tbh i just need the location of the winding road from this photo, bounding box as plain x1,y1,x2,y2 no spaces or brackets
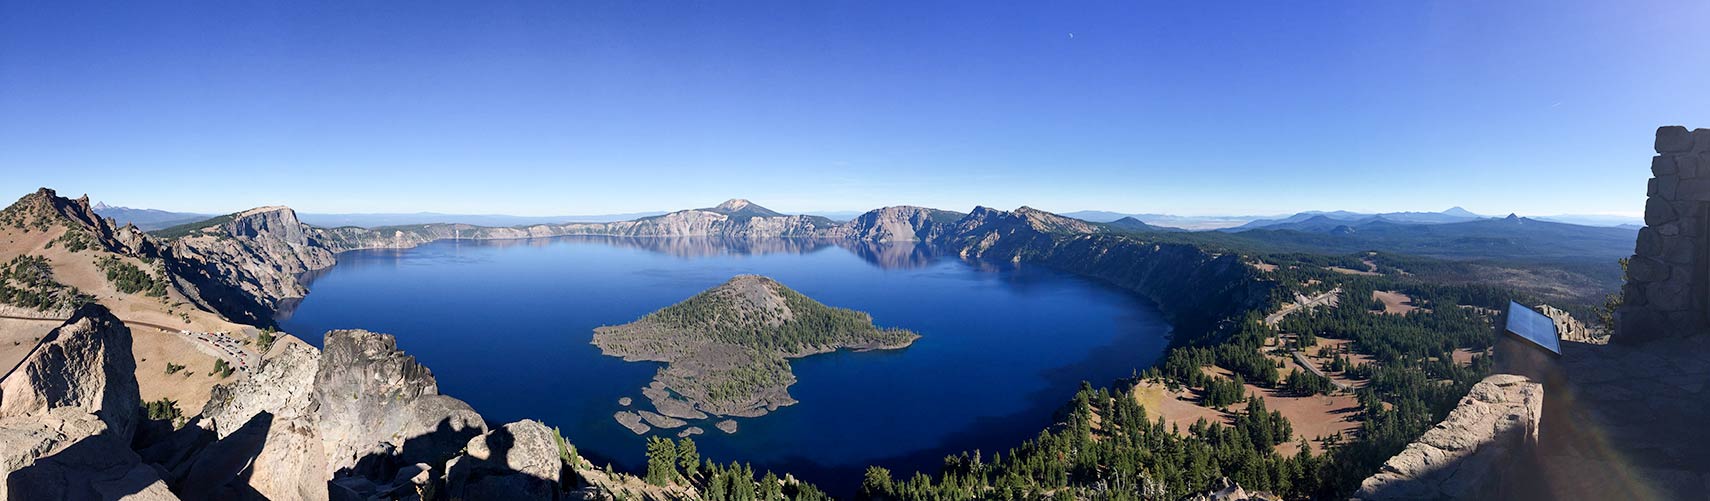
1264,287,1342,327
1291,351,1355,392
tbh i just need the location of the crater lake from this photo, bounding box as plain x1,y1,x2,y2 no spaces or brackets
276,235,1173,494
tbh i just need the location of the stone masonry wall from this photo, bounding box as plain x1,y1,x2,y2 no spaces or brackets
1617,125,1710,342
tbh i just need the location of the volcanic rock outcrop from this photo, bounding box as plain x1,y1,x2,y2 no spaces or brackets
1354,374,1543,500
167,206,336,315
442,420,564,500
314,329,488,480
823,206,965,242
0,304,173,501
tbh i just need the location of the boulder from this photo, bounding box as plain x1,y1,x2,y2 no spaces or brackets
1354,374,1543,500
0,304,139,442
5,428,177,501
314,330,486,481
188,337,327,501
1188,477,1278,501
0,305,168,500
443,420,564,500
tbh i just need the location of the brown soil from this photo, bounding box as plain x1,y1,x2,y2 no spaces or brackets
1372,290,1422,315
2,225,261,412
132,326,223,410
1167,365,1364,455
1309,338,1376,389
1131,380,1231,430
0,318,58,375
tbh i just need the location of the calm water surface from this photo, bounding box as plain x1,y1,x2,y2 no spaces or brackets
278,236,1171,493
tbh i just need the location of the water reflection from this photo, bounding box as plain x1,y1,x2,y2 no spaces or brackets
279,236,950,320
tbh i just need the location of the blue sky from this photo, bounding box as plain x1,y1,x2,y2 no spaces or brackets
2,1,1705,217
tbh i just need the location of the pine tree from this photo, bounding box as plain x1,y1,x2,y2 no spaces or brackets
644,436,678,486
678,437,700,480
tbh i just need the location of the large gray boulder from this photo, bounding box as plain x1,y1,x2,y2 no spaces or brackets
5,429,177,501
314,330,486,481
179,337,327,501
0,304,140,441
1355,374,1543,500
443,420,564,500
0,304,171,500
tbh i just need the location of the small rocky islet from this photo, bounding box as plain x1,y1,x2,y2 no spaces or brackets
594,274,919,434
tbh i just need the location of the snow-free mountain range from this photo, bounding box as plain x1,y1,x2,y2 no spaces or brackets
95,202,1639,232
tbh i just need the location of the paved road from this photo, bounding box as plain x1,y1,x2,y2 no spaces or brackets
1292,351,1354,392
1264,287,1341,327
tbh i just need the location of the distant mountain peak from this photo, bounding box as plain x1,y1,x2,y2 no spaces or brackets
1443,206,1478,217
93,201,112,210
702,199,783,219
1505,213,1521,221
716,199,754,211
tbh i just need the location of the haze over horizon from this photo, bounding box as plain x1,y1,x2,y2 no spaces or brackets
5,1,1705,217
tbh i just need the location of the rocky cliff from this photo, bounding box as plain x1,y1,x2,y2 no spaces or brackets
0,304,175,500
313,329,488,481
821,206,965,242
934,206,1269,345
1354,374,1543,500
311,199,837,253
167,206,337,319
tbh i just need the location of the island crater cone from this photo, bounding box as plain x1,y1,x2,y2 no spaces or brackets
592,274,920,424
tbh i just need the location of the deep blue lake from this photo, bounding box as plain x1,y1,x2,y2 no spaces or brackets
277,236,1171,494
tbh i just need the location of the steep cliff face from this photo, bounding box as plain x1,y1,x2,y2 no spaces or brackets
934,206,1266,343
311,201,834,253
165,207,336,323
196,339,326,501
314,330,488,480
825,206,965,242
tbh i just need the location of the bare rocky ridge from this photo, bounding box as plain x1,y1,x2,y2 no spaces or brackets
168,206,336,316
0,188,159,259
820,206,965,242
1354,374,1543,500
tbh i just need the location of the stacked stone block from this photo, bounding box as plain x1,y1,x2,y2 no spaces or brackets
1616,125,1710,342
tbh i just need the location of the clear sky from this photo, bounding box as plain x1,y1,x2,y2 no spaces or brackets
2,1,1706,217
